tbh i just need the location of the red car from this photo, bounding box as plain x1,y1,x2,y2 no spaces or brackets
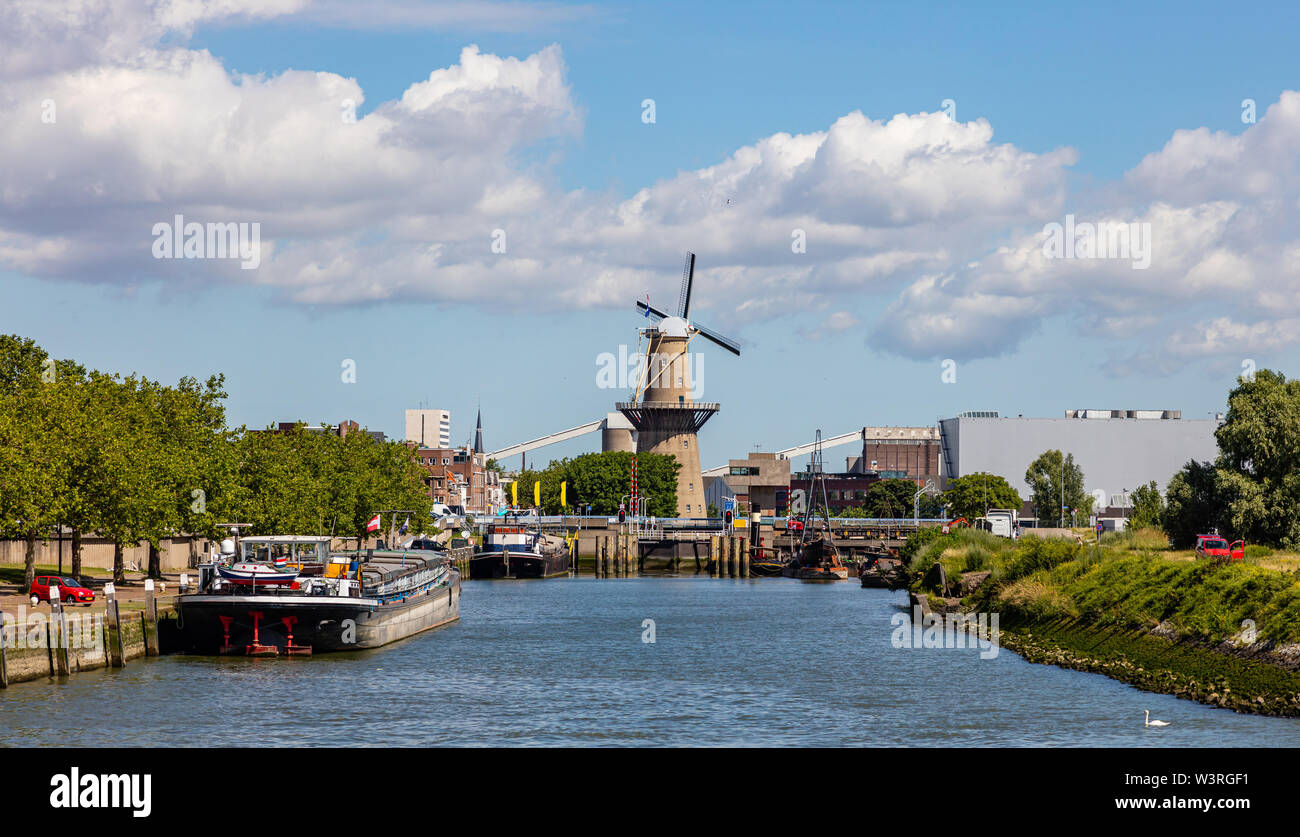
29,575,96,606
1195,535,1245,561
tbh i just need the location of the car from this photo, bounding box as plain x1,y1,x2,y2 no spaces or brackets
29,575,96,606
1195,534,1245,561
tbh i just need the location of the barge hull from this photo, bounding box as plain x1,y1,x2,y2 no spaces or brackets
176,575,460,654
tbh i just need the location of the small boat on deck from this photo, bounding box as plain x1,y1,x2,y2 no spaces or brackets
470,511,570,579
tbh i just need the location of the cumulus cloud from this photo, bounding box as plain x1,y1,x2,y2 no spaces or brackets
3,2,1299,375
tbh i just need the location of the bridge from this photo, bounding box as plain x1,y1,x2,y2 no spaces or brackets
488,416,864,473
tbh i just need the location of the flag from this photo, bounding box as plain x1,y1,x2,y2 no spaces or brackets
534,480,541,507
511,480,517,506
643,292,651,317
399,515,410,534
560,481,567,509
365,513,381,533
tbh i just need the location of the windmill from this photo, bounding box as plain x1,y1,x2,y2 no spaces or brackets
617,253,741,518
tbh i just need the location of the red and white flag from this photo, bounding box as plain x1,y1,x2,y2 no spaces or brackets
365,513,381,533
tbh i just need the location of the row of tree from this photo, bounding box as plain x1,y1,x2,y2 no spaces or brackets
0,335,431,588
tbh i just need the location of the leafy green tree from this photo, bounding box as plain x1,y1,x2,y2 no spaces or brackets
942,472,1023,521
1025,450,1091,527
557,451,679,517
1209,369,1300,547
1128,481,1164,530
1162,460,1228,547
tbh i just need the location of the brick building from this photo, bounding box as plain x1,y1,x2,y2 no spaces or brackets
846,426,941,487
415,446,486,514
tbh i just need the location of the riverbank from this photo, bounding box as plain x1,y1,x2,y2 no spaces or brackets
905,526,1300,716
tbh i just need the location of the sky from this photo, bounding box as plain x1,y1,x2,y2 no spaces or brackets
2,0,1297,471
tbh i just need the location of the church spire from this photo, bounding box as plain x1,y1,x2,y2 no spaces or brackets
474,408,484,454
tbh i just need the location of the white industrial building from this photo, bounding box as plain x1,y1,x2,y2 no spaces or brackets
937,409,1221,508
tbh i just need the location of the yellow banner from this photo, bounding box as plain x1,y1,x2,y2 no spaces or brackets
534,480,541,506
561,481,567,508
511,480,517,506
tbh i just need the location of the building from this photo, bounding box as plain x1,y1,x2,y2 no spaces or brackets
405,408,450,449
937,409,1221,511
846,426,942,486
705,452,791,518
260,420,386,443
788,472,881,515
415,446,486,514
617,319,716,517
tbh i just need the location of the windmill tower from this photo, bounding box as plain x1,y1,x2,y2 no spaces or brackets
617,253,740,518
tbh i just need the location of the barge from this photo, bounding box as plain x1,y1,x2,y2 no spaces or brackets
176,535,460,655
469,512,570,579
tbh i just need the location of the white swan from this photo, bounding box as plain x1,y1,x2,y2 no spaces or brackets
1144,710,1170,727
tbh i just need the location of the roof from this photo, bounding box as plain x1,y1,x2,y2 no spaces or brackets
238,535,331,544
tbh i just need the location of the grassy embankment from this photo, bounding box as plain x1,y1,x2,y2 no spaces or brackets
902,527,1300,715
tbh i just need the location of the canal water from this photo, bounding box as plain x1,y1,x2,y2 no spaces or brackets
4,577,1300,747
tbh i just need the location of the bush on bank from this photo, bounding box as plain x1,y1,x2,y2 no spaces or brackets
907,527,1300,646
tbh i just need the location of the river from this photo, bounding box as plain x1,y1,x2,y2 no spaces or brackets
4,576,1299,746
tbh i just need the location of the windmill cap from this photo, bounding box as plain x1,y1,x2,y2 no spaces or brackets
657,315,689,337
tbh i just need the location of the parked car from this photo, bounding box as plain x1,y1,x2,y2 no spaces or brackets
1195,534,1245,561
29,575,96,606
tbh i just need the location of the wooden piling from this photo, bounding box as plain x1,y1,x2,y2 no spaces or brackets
0,614,8,688
740,536,750,578
143,579,160,657
601,536,610,578
104,584,125,668
49,592,70,675
719,536,730,578
0,613,9,688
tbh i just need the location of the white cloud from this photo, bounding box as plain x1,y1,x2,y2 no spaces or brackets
4,3,1300,376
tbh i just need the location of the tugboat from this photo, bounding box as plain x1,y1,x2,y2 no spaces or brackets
783,430,849,581
177,531,460,656
469,510,570,579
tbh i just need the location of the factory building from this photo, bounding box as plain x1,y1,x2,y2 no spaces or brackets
937,410,1221,509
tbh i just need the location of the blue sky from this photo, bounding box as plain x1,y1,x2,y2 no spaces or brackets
2,0,1297,470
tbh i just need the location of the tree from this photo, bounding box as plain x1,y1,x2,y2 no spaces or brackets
1025,449,1091,527
1163,460,1230,548
1128,481,1164,530
549,451,679,517
942,472,1023,521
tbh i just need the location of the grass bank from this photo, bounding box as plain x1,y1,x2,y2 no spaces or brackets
901,526,1300,714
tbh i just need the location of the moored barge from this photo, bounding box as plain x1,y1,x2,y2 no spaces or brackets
469,512,570,579
176,536,460,655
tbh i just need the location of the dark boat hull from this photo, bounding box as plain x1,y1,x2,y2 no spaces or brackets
469,550,569,579
175,574,460,654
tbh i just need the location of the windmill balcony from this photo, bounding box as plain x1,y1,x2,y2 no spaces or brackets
616,401,720,433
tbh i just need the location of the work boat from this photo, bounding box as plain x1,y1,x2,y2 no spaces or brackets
783,533,850,581
470,511,570,579
177,535,460,656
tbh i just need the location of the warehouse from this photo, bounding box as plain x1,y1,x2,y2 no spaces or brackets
937,409,1221,508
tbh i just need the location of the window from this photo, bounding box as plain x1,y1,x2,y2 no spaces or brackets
682,438,688,448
